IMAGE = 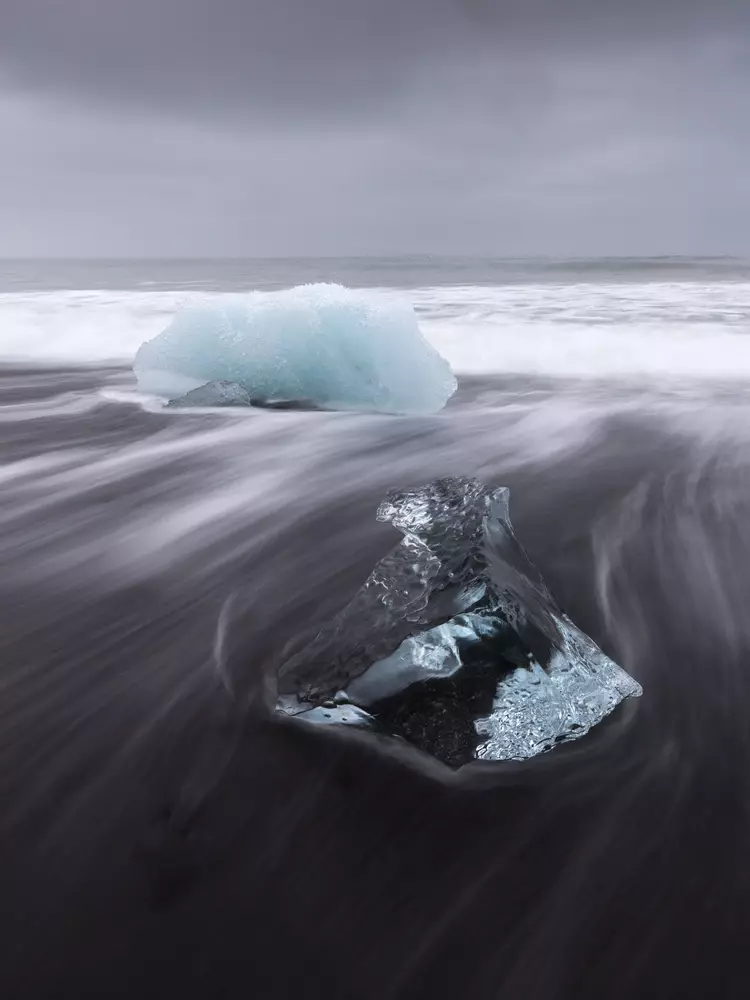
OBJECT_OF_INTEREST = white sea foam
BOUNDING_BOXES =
[0,290,182,362]
[2,282,750,380]
[414,282,750,379]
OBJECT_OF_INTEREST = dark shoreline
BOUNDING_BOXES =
[1,364,748,999]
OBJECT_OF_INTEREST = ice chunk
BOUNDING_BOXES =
[166,380,254,408]
[275,477,642,770]
[166,379,323,411]
[134,284,456,415]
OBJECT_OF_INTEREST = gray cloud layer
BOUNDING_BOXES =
[1,1,748,256]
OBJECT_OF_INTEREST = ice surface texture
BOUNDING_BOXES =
[275,477,642,769]
[134,284,456,415]
[166,380,254,408]
[166,379,323,410]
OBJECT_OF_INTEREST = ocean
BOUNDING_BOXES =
[2,256,749,999]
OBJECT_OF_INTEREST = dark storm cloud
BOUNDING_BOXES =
[1,0,748,122]
[0,0,749,255]
[2,0,474,121]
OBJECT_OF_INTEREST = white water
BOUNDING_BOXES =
[2,281,750,379]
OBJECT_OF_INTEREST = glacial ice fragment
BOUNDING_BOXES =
[134,284,456,415]
[274,477,642,769]
[166,380,254,408]
[166,379,324,411]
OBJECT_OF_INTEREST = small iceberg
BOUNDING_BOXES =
[275,478,642,769]
[134,283,456,415]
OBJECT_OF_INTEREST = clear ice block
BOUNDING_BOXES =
[275,477,641,769]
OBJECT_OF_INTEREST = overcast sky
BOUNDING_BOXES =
[1,0,748,257]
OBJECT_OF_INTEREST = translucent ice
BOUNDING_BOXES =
[166,380,254,408]
[275,478,642,769]
[134,284,456,415]
[165,379,323,410]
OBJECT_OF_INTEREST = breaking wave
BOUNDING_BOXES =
[2,281,750,381]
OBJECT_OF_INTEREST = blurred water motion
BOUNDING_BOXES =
[2,363,750,998]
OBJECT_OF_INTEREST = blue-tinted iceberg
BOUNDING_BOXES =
[134,284,456,415]
[275,478,642,770]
